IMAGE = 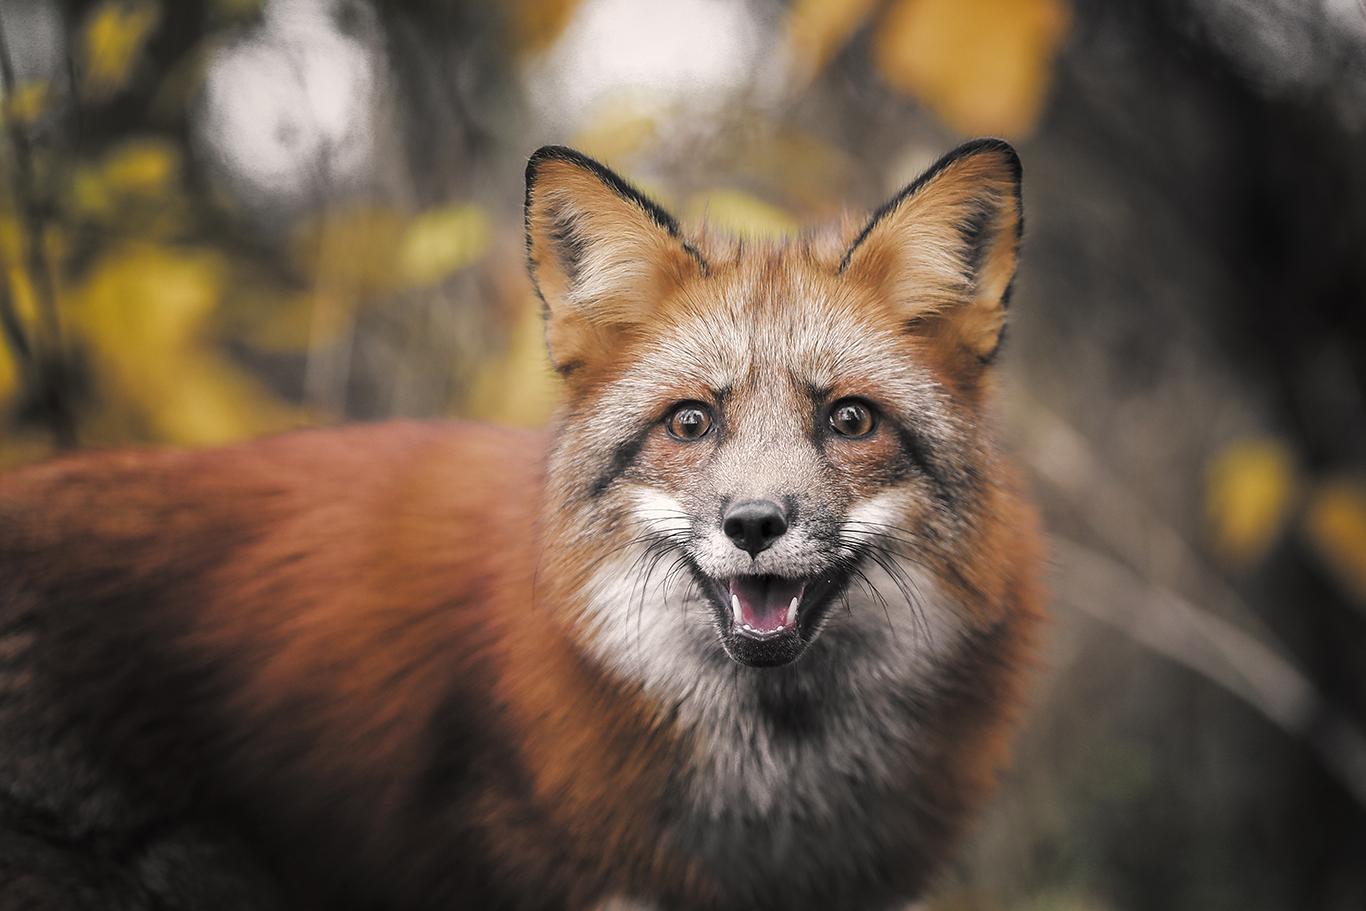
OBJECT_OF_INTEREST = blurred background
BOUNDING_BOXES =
[1,0,1364,907]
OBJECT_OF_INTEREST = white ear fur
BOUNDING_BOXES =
[524,147,705,374]
[842,138,1023,363]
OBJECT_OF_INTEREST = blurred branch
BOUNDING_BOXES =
[1018,394,1287,645]
[1052,535,1366,811]
[1018,396,1366,804]
[0,250,30,362]
[0,10,76,447]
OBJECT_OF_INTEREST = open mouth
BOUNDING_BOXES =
[727,575,806,639]
[698,570,851,667]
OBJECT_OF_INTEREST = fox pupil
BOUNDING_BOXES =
[831,400,875,437]
[668,404,712,440]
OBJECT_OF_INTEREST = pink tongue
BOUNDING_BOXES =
[729,576,806,634]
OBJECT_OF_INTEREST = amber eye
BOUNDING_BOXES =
[828,399,876,437]
[666,403,714,441]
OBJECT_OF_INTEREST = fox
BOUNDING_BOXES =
[0,138,1043,910]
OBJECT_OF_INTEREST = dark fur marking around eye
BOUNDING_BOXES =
[893,424,953,501]
[800,379,834,448]
[803,380,834,404]
[588,424,652,498]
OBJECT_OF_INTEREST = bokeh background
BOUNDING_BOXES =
[1,0,1365,907]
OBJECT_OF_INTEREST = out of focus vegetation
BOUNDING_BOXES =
[2,0,1365,908]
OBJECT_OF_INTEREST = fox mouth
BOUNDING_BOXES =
[726,575,805,638]
[700,571,849,667]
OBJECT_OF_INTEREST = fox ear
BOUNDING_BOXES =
[841,138,1022,368]
[525,146,706,375]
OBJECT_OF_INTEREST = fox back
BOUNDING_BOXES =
[0,140,1043,910]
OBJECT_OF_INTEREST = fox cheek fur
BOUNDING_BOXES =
[0,139,1043,910]
[528,141,1031,675]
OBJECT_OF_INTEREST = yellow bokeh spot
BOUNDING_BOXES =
[3,81,51,127]
[509,0,583,55]
[1205,438,1297,567]
[81,0,161,101]
[1305,479,1366,606]
[71,165,114,219]
[69,245,299,444]
[101,138,181,196]
[785,0,879,82]
[395,205,491,290]
[291,207,407,296]
[685,190,798,239]
[569,103,659,165]
[874,0,1070,138]
[0,329,15,405]
[461,298,558,427]
[227,287,350,353]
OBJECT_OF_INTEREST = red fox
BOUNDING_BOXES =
[0,139,1043,910]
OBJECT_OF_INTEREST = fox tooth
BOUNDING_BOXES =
[731,593,742,624]
[786,596,799,626]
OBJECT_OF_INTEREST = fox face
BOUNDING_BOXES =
[526,142,1022,678]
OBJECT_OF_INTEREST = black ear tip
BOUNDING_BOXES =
[526,145,583,187]
[951,137,1022,183]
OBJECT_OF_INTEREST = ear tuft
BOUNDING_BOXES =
[841,138,1023,366]
[524,147,706,376]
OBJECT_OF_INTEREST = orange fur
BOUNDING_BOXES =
[0,140,1044,910]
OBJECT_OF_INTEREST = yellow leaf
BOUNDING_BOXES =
[1,226,69,330]
[71,165,115,219]
[732,129,854,212]
[784,0,879,82]
[569,102,659,164]
[4,263,40,328]
[3,81,51,127]
[1205,439,1297,566]
[394,205,491,290]
[0,329,16,404]
[81,0,161,101]
[1305,479,1366,605]
[874,0,1070,138]
[508,0,583,55]
[685,189,797,238]
[225,288,352,353]
[460,298,559,427]
[291,207,407,295]
[69,245,299,444]
[77,246,220,345]
[101,138,180,196]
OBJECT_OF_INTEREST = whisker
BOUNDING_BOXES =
[837,532,935,643]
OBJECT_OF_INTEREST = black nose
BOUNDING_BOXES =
[722,500,789,557]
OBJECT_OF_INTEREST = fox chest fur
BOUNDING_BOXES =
[0,140,1043,910]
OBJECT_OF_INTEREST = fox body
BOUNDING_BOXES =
[0,140,1043,910]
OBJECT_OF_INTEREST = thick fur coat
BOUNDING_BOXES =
[0,140,1044,910]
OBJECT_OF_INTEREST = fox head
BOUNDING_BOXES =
[525,141,1023,678]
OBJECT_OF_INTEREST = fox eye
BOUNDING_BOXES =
[828,399,876,437]
[666,402,714,441]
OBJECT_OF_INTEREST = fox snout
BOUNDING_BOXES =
[721,499,789,557]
